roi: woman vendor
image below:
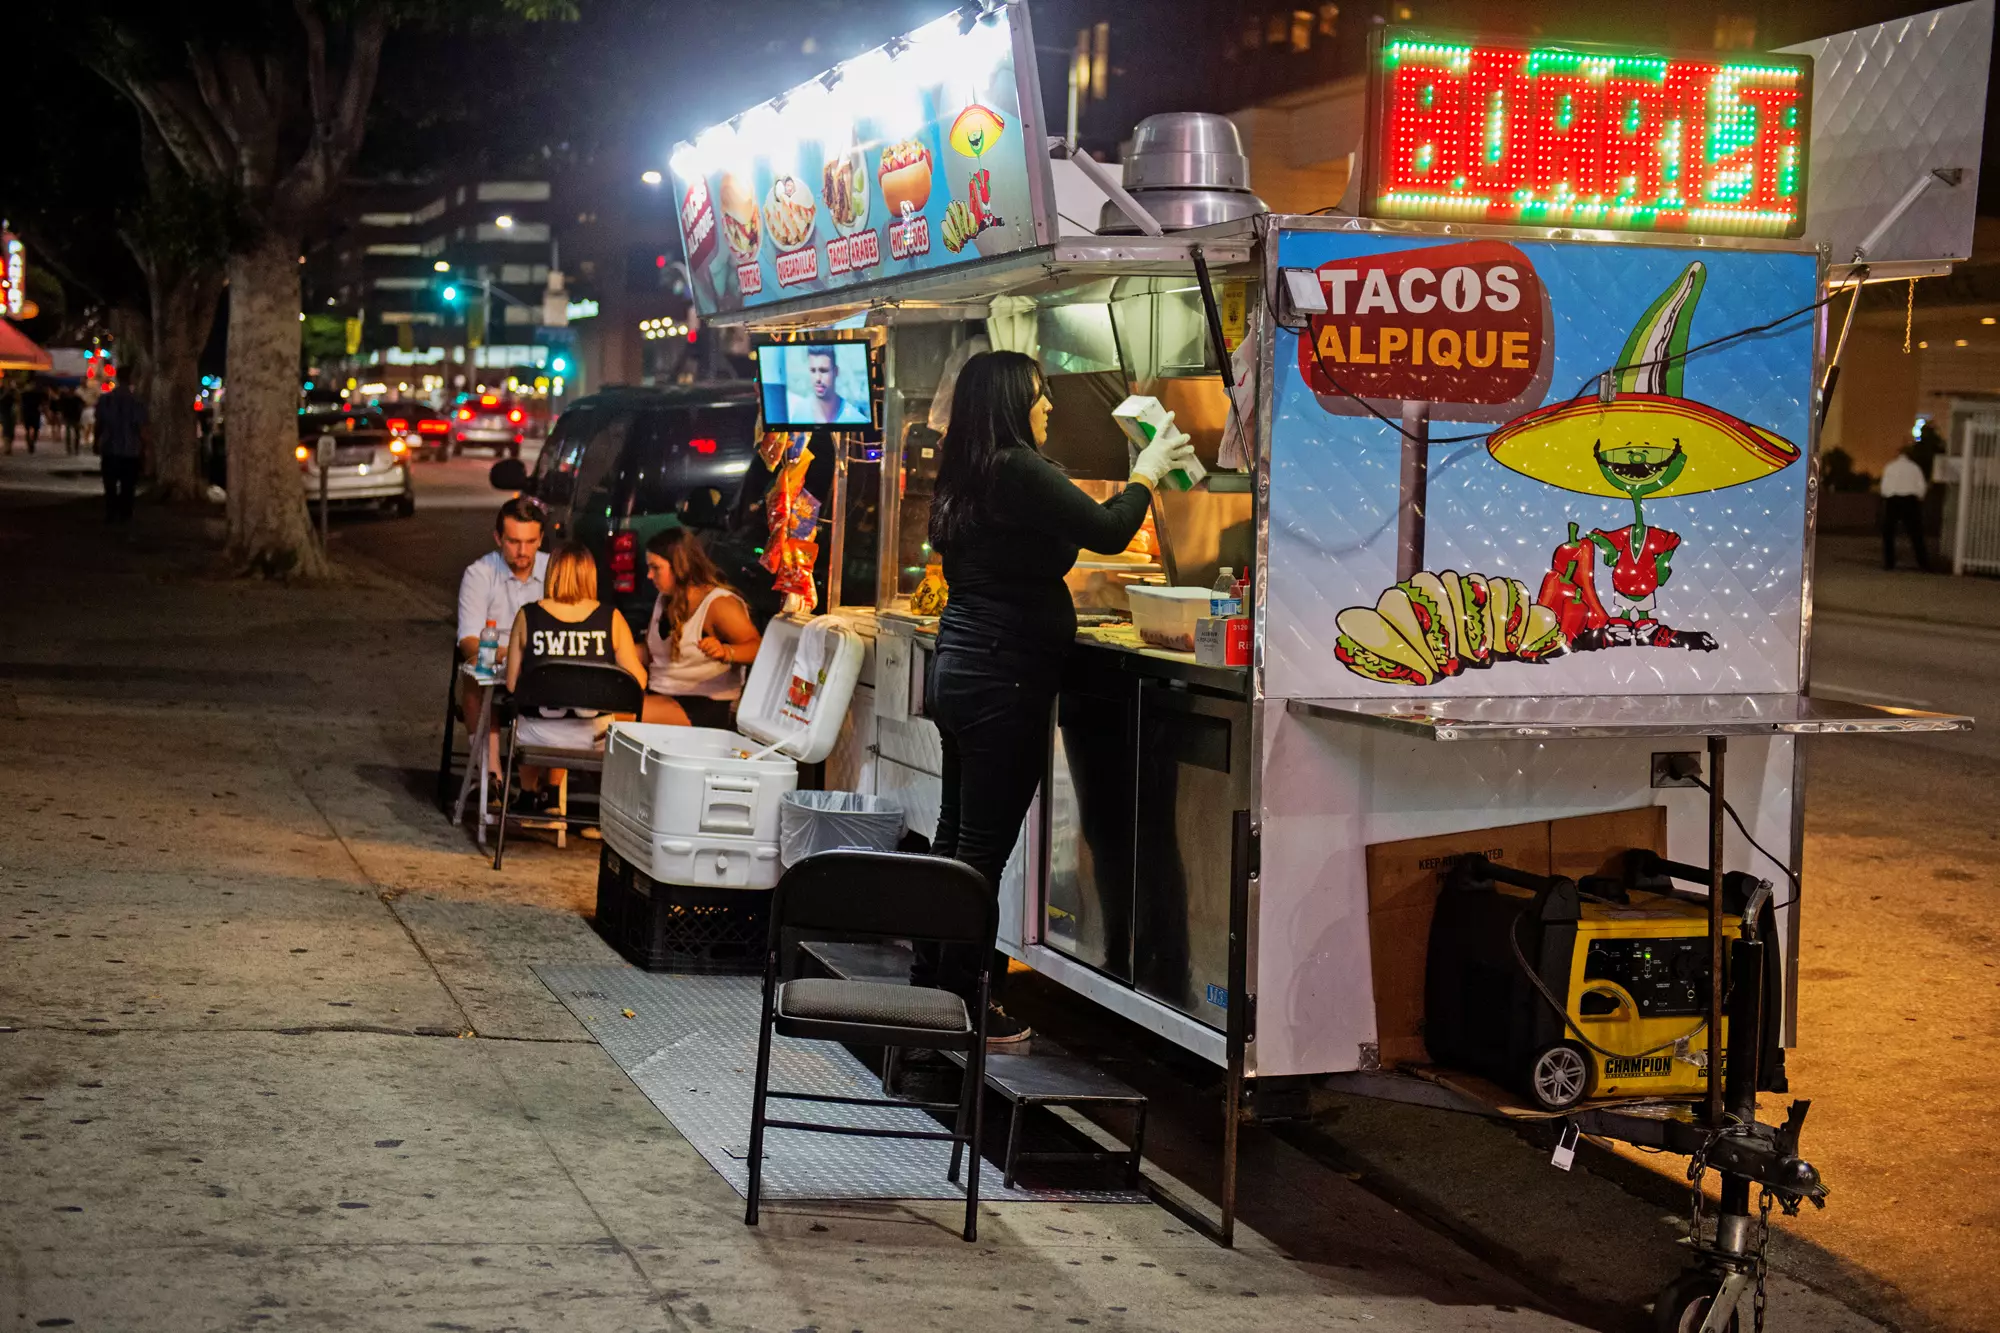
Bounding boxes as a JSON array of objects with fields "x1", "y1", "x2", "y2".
[
  {"x1": 918, "y1": 350, "x2": 1197, "y2": 1045},
  {"x1": 639, "y1": 527, "x2": 762, "y2": 728}
]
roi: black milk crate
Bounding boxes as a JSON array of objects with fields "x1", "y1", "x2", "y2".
[{"x1": 595, "y1": 846, "x2": 769, "y2": 974}]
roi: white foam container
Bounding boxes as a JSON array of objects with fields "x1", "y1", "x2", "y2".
[
  {"x1": 1125, "y1": 585, "x2": 1212, "y2": 651},
  {"x1": 600, "y1": 615, "x2": 864, "y2": 890}
]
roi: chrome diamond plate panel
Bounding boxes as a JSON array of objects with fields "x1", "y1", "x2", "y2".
[
  {"x1": 534, "y1": 965, "x2": 1144, "y2": 1204},
  {"x1": 1780, "y1": 0, "x2": 1991, "y2": 269},
  {"x1": 1267, "y1": 230, "x2": 1816, "y2": 701}
]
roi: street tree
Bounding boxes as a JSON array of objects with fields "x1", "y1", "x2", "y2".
[
  {"x1": 118, "y1": 124, "x2": 233, "y2": 504},
  {"x1": 94, "y1": 0, "x2": 570, "y2": 577}
]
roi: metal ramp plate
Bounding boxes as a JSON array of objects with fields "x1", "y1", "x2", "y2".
[{"x1": 533, "y1": 964, "x2": 1146, "y2": 1204}]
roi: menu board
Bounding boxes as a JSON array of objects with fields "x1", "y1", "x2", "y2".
[{"x1": 670, "y1": 5, "x2": 1048, "y2": 317}]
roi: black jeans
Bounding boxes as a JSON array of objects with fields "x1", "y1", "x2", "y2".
[
  {"x1": 102, "y1": 455, "x2": 142, "y2": 522},
  {"x1": 1881, "y1": 495, "x2": 1928, "y2": 570},
  {"x1": 910, "y1": 640, "x2": 1062, "y2": 1008}
]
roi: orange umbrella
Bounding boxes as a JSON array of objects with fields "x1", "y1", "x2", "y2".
[{"x1": 0, "y1": 318, "x2": 52, "y2": 371}]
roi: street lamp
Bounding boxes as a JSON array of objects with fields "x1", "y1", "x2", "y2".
[
  {"x1": 433, "y1": 260, "x2": 450, "y2": 272},
  {"x1": 640, "y1": 170, "x2": 663, "y2": 186},
  {"x1": 494, "y1": 214, "x2": 515, "y2": 229}
]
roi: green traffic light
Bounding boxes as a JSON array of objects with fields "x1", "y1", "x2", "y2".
[{"x1": 441, "y1": 285, "x2": 458, "y2": 302}]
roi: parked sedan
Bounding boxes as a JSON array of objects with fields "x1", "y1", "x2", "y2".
[
  {"x1": 449, "y1": 392, "x2": 527, "y2": 458},
  {"x1": 297, "y1": 410, "x2": 416, "y2": 517},
  {"x1": 378, "y1": 400, "x2": 453, "y2": 459}
]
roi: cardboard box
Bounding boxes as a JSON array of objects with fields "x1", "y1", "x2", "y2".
[
  {"x1": 1365, "y1": 820, "x2": 1550, "y2": 1068},
  {"x1": 1111, "y1": 394, "x2": 1206, "y2": 491},
  {"x1": 1194, "y1": 617, "x2": 1228, "y2": 665}
]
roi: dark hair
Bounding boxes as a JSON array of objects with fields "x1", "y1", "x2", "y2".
[
  {"x1": 928, "y1": 350, "x2": 1043, "y2": 551},
  {"x1": 805, "y1": 344, "x2": 836, "y2": 362},
  {"x1": 645, "y1": 526, "x2": 737, "y2": 641},
  {"x1": 494, "y1": 495, "x2": 547, "y2": 534}
]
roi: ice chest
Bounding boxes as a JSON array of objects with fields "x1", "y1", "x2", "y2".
[{"x1": 600, "y1": 615, "x2": 865, "y2": 891}]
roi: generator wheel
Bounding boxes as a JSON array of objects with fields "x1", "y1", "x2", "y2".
[
  {"x1": 1652, "y1": 1268, "x2": 1740, "y2": 1333},
  {"x1": 1527, "y1": 1041, "x2": 1590, "y2": 1111}
]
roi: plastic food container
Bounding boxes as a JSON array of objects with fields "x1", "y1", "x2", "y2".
[{"x1": 1125, "y1": 585, "x2": 1213, "y2": 650}]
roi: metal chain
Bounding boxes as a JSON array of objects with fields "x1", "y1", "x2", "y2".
[
  {"x1": 1753, "y1": 1187, "x2": 1774, "y2": 1333},
  {"x1": 1904, "y1": 278, "x2": 1916, "y2": 354}
]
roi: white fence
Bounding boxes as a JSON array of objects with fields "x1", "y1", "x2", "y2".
[{"x1": 1949, "y1": 411, "x2": 2000, "y2": 576}]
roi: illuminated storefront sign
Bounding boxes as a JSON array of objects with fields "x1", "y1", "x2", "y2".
[
  {"x1": 2, "y1": 233, "x2": 24, "y2": 318},
  {"x1": 1363, "y1": 32, "x2": 1810, "y2": 237},
  {"x1": 669, "y1": 2, "x2": 1050, "y2": 316}
]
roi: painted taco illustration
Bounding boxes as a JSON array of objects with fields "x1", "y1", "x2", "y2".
[{"x1": 1486, "y1": 261, "x2": 1800, "y2": 652}]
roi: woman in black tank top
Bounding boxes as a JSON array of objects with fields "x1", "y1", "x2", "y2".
[{"x1": 504, "y1": 544, "x2": 647, "y2": 809}]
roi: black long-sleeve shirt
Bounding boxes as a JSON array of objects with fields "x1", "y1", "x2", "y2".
[{"x1": 936, "y1": 444, "x2": 1150, "y2": 654}]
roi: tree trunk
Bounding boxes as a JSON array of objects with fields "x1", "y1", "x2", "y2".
[
  {"x1": 148, "y1": 264, "x2": 224, "y2": 504},
  {"x1": 225, "y1": 231, "x2": 324, "y2": 578}
]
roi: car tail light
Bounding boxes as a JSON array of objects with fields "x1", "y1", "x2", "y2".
[
  {"x1": 689, "y1": 437, "x2": 717, "y2": 455},
  {"x1": 386, "y1": 418, "x2": 408, "y2": 434},
  {"x1": 456, "y1": 408, "x2": 473, "y2": 420},
  {"x1": 610, "y1": 531, "x2": 638, "y2": 593},
  {"x1": 418, "y1": 419, "x2": 448, "y2": 435},
  {"x1": 508, "y1": 407, "x2": 524, "y2": 424}
]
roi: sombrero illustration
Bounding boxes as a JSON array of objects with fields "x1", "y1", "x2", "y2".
[{"x1": 1485, "y1": 261, "x2": 1800, "y2": 498}]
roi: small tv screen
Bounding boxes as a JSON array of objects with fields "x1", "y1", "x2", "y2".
[{"x1": 755, "y1": 342, "x2": 873, "y2": 429}]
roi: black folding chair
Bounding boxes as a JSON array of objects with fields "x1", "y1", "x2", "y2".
[
  {"x1": 745, "y1": 851, "x2": 995, "y2": 1242},
  {"x1": 492, "y1": 661, "x2": 645, "y2": 871}
]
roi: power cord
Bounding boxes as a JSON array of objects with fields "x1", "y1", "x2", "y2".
[
  {"x1": 1692, "y1": 776, "x2": 1801, "y2": 913},
  {"x1": 1273, "y1": 260, "x2": 1838, "y2": 451}
]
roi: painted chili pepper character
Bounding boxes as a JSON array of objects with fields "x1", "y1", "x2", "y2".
[{"x1": 1536, "y1": 521, "x2": 1610, "y2": 642}]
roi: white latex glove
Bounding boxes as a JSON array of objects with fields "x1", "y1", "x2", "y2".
[{"x1": 1129, "y1": 416, "x2": 1197, "y2": 490}]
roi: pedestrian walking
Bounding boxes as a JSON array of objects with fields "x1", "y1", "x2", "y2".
[
  {"x1": 1880, "y1": 443, "x2": 1930, "y2": 571},
  {"x1": 93, "y1": 374, "x2": 150, "y2": 523},
  {"x1": 58, "y1": 387, "x2": 85, "y2": 454},
  {"x1": 19, "y1": 379, "x2": 46, "y2": 454},
  {"x1": 0, "y1": 383, "x2": 16, "y2": 455}
]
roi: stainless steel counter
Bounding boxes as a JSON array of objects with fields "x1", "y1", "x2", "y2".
[{"x1": 1285, "y1": 693, "x2": 1973, "y2": 741}]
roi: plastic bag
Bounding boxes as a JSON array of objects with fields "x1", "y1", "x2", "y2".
[{"x1": 779, "y1": 790, "x2": 905, "y2": 867}]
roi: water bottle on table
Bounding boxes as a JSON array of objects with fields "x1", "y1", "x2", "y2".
[{"x1": 476, "y1": 619, "x2": 500, "y2": 674}]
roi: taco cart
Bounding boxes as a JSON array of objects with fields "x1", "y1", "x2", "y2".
[{"x1": 667, "y1": 3, "x2": 1983, "y2": 1326}]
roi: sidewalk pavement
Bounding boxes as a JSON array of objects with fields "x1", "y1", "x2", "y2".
[
  {"x1": 0, "y1": 495, "x2": 1596, "y2": 1332},
  {"x1": 1813, "y1": 533, "x2": 2000, "y2": 630}
]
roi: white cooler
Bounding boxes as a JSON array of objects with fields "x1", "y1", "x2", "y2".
[{"x1": 599, "y1": 615, "x2": 866, "y2": 890}]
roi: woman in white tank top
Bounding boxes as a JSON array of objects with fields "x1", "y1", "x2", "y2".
[{"x1": 638, "y1": 528, "x2": 762, "y2": 729}]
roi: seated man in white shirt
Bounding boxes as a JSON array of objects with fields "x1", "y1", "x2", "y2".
[{"x1": 459, "y1": 497, "x2": 552, "y2": 777}]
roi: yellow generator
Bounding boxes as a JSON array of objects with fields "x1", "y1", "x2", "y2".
[{"x1": 1425, "y1": 852, "x2": 1783, "y2": 1111}]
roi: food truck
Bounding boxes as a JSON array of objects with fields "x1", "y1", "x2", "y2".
[{"x1": 665, "y1": 3, "x2": 1984, "y2": 1326}]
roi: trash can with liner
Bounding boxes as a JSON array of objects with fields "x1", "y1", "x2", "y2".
[{"x1": 779, "y1": 790, "x2": 904, "y2": 867}]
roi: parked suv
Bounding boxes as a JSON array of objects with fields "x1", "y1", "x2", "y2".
[{"x1": 489, "y1": 383, "x2": 781, "y2": 632}]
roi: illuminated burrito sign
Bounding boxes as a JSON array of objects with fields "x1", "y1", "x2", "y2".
[{"x1": 1362, "y1": 32, "x2": 1810, "y2": 237}]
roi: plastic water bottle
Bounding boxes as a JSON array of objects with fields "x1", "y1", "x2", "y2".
[
  {"x1": 476, "y1": 619, "x2": 499, "y2": 674},
  {"x1": 1210, "y1": 567, "x2": 1240, "y2": 619}
]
